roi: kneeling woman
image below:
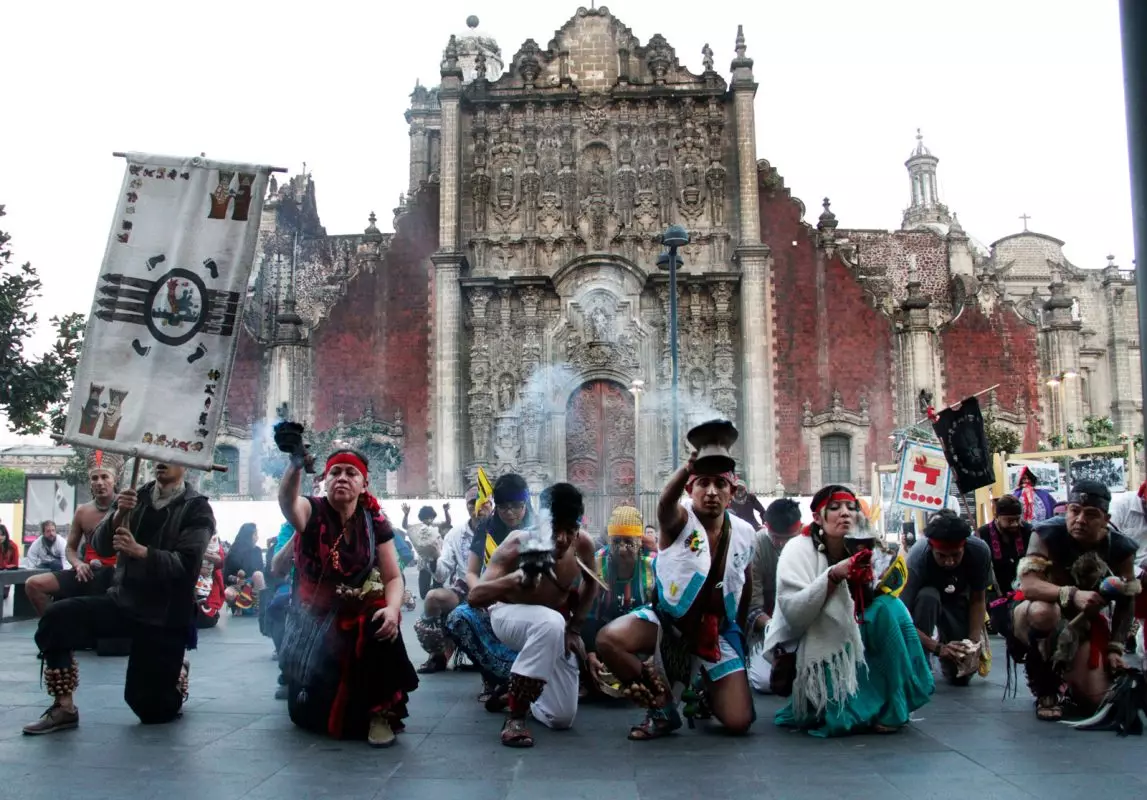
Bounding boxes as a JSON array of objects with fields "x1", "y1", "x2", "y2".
[
  {"x1": 277, "y1": 445, "x2": 418, "y2": 747},
  {"x1": 763, "y1": 485, "x2": 932, "y2": 736}
]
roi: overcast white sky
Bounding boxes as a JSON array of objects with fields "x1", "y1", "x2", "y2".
[{"x1": 0, "y1": 0, "x2": 1132, "y2": 445}]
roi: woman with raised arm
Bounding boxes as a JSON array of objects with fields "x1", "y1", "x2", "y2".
[{"x1": 276, "y1": 428, "x2": 418, "y2": 748}]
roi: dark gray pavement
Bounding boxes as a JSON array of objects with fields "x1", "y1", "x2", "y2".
[{"x1": 0, "y1": 588, "x2": 1143, "y2": 800}]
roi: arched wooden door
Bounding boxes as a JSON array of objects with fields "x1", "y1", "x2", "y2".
[{"x1": 566, "y1": 379, "x2": 635, "y2": 535}]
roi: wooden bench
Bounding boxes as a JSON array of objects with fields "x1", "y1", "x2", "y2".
[{"x1": 0, "y1": 568, "x2": 50, "y2": 622}]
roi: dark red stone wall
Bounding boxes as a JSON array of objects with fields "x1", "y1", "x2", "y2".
[
  {"x1": 760, "y1": 173, "x2": 896, "y2": 494},
  {"x1": 311, "y1": 188, "x2": 439, "y2": 494},
  {"x1": 224, "y1": 328, "x2": 263, "y2": 427},
  {"x1": 941, "y1": 305, "x2": 1043, "y2": 449}
]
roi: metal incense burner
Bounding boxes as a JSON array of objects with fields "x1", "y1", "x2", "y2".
[{"x1": 517, "y1": 535, "x2": 557, "y2": 589}]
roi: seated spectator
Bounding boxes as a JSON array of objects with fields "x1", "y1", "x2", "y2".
[
  {"x1": 223, "y1": 523, "x2": 265, "y2": 615},
  {"x1": 25, "y1": 522, "x2": 67, "y2": 571},
  {"x1": 1, "y1": 525, "x2": 19, "y2": 600}
]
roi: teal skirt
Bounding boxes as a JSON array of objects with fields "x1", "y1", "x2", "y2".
[{"x1": 776, "y1": 594, "x2": 933, "y2": 737}]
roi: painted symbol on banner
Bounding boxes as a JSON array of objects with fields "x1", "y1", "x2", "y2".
[
  {"x1": 95, "y1": 270, "x2": 240, "y2": 348},
  {"x1": 147, "y1": 254, "x2": 166, "y2": 271},
  {"x1": 131, "y1": 339, "x2": 151, "y2": 358},
  {"x1": 187, "y1": 343, "x2": 207, "y2": 364},
  {"x1": 76, "y1": 382, "x2": 131, "y2": 442},
  {"x1": 207, "y1": 169, "x2": 256, "y2": 221},
  {"x1": 894, "y1": 441, "x2": 951, "y2": 512},
  {"x1": 203, "y1": 258, "x2": 218, "y2": 279}
]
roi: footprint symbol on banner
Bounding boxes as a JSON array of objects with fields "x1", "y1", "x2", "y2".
[
  {"x1": 187, "y1": 343, "x2": 207, "y2": 364},
  {"x1": 131, "y1": 339, "x2": 151, "y2": 357}
]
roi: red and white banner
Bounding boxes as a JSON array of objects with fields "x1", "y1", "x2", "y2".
[
  {"x1": 894, "y1": 441, "x2": 952, "y2": 512},
  {"x1": 63, "y1": 153, "x2": 274, "y2": 470}
]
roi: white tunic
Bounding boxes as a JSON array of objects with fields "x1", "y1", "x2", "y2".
[{"x1": 654, "y1": 503, "x2": 756, "y2": 624}]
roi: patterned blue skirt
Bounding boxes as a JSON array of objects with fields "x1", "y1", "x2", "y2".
[{"x1": 445, "y1": 603, "x2": 517, "y2": 684}]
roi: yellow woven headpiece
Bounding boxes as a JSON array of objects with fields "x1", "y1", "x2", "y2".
[{"x1": 607, "y1": 505, "x2": 643, "y2": 538}]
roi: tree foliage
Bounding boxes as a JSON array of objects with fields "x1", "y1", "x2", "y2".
[
  {"x1": 0, "y1": 205, "x2": 86, "y2": 435},
  {"x1": 0, "y1": 467, "x2": 25, "y2": 503},
  {"x1": 983, "y1": 410, "x2": 1022, "y2": 455}
]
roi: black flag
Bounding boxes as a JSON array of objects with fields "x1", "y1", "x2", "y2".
[{"x1": 932, "y1": 396, "x2": 995, "y2": 493}]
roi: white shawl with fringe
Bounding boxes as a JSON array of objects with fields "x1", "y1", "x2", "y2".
[{"x1": 761, "y1": 535, "x2": 865, "y2": 716}]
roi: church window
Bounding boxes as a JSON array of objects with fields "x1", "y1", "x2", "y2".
[
  {"x1": 820, "y1": 434, "x2": 851, "y2": 485},
  {"x1": 215, "y1": 446, "x2": 240, "y2": 495}
]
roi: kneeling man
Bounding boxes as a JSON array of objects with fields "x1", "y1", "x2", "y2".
[{"x1": 468, "y1": 482, "x2": 597, "y2": 747}]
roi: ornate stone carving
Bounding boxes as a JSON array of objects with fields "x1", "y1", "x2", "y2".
[
  {"x1": 646, "y1": 34, "x2": 673, "y2": 84},
  {"x1": 518, "y1": 39, "x2": 542, "y2": 88},
  {"x1": 679, "y1": 159, "x2": 705, "y2": 220},
  {"x1": 466, "y1": 287, "x2": 495, "y2": 459},
  {"x1": 497, "y1": 372, "x2": 516, "y2": 412},
  {"x1": 471, "y1": 171, "x2": 490, "y2": 232},
  {"x1": 521, "y1": 170, "x2": 540, "y2": 232},
  {"x1": 580, "y1": 150, "x2": 613, "y2": 251},
  {"x1": 496, "y1": 166, "x2": 515, "y2": 212},
  {"x1": 705, "y1": 162, "x2": 726, "y2": 226},
  {"x1": 582, "y1": 92, "x2": 610, "y2": 136},
  {"x1": 494, "y1": 414, "x2": 521, "y2": 468},
  {"x1": 702, "y1": 43, "x2": 714, "y2": 72},
  {"x1": 802, "y1": 390, "x2": 871, "y2": 430}
]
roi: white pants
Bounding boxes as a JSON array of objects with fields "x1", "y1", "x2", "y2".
[
  {"x1": 490, "y1": 603, "x2": 579, "y2": 730},
  {"x1": 748, "y1": 645, "x2": 773, "y2": 694}
]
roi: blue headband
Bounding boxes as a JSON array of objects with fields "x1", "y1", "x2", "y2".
[{"x1": 495, "y1": 488, "x2": 530, "y2": 504}]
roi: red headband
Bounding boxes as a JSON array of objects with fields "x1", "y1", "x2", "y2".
[
  {"x1": 325, "y1": 452, "x2": 368, "y2": 481},
  {"x1": 686, "y1": 471, "x2": 736, "y2": 492},
  {"x1": 928, "y1": 537, "x2": 966, "y2": 553},
  {"x1": 813, "y1": 491, "x2": 857, "y2": 514}
]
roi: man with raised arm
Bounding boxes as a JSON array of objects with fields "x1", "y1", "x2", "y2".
[{"x1": 595, "y1": 453, "x2": 756, "y2": 740}]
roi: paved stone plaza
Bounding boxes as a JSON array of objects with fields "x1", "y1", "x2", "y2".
[{"x1": 1, "y1": 588, "x2": 1143, "y2": 800}]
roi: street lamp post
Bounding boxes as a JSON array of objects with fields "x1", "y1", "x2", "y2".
[
  {"x1": 657, "y1": 224, "x2": 690, "y2": 469},
  {"x1": 629, "y1": 378, "x2": 645, "y2": 511}
]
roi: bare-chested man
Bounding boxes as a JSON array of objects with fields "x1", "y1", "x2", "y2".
[
  {"x1": 468, "y1": 482, "x2": 598, "y2": 747},
  {"x1": 25, "y1": 451, "x2": 124, "y2": 616}
]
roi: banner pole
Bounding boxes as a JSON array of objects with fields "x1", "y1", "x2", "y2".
[
  {"x1": 110, "y1": 151, "x2": 289, "y2": 173},
  {"x1": 912, "y1": 383, "x2": 1000, "y2": 428}
]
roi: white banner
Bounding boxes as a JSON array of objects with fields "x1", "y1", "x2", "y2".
[
  {"x1": 893, "y1": 441, "x2": 952, "y2": 512},
  {"x1": 63, "y1": 153, "x2": 274, "y2": 470}
]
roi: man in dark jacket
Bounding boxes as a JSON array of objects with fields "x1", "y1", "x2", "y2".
[{"x1": 22, "y1": 461, "x2": 214, "y2": 735}]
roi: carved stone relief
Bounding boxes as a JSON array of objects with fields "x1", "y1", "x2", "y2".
[{"x1": 461, "y1": 89, "x2": 734, "y2": 276}]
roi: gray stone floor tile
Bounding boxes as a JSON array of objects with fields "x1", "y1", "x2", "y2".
[
  {"x1": 380, "y1": 778, "x2": 511, "y2": 800},
  {"x1": 0, "y1": 582, "x2": 1141, "y2": 797}
]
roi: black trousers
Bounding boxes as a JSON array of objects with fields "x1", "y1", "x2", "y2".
[
  {"x1": 36, "y1": 595, "x2": 187, "y2": 724},
  {"x1": 910, "y1": 586, "x2": 971, "y2": 684}
]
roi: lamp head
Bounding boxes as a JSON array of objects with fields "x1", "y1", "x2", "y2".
[
  {"x1": 656, "y1": 250, "x2": 684, "y2": 271},
  {"x1": 661, "y1": 224, "x2": 690, "y2": 248}
]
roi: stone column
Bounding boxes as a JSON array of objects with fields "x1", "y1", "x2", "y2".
[
  {"x1": 1041, "y1": 269, "x2": 1083, "y2": 442},
  {"x1": 430, "y1": 37, "x2": 466, "y2": 495},
  {"x1": 438, "y1": 37, "x2": 463, "y2": 251},
  {"x1": 408, "y1": 119, "x2": 429, "y2": 192},
  {"x1": 730, "y1": 26, "x2": 776, "y2": 491},
  {"x1": 1103, "y1": 262, "x2": 1140, "y2": 437},
  {"x1": 896, "y1": 270, "x2": 939, "y2": 427}
]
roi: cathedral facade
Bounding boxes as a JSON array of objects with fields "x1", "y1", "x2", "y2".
[{"x1": 219, "y1": 7, "x2": 1141, "y2": 509}]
